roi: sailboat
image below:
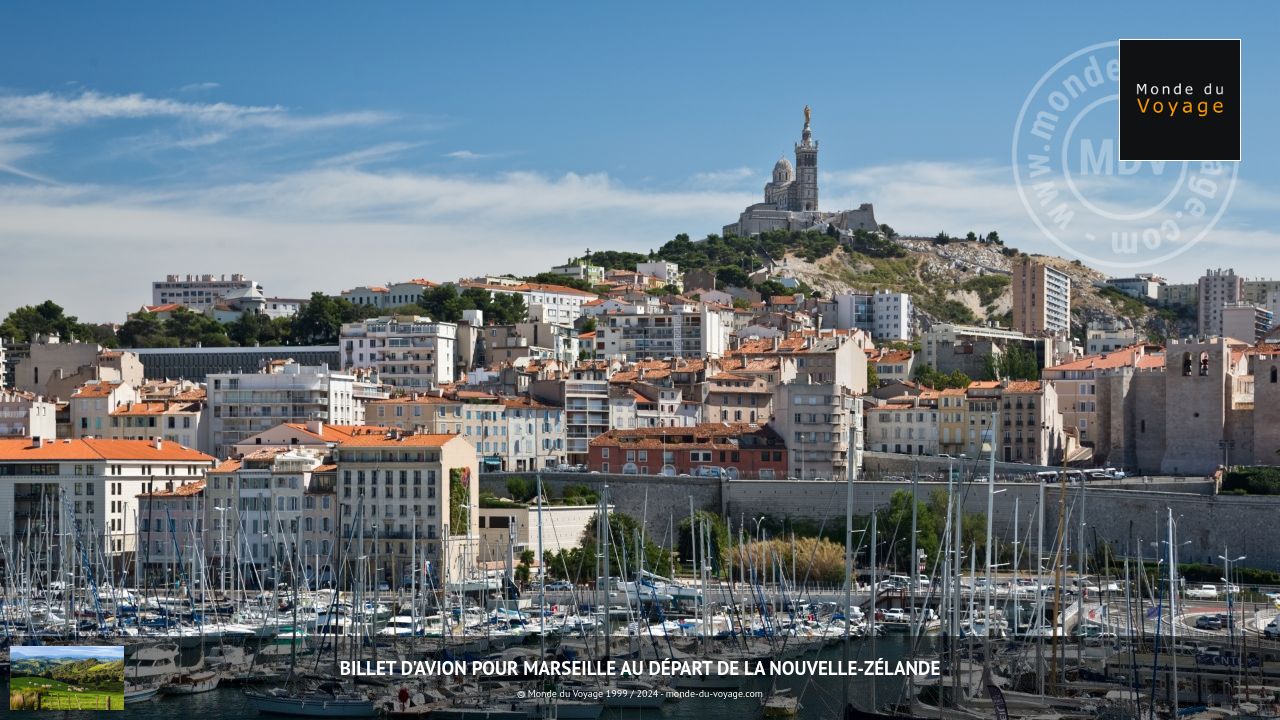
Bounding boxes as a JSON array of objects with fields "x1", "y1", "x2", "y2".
[{"x1": 245, "y1": 683, "x2": 379, "y2": 718}]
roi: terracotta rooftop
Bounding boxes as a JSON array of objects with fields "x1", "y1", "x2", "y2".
[
  {"x1": 138, "y1": 479, "x2": 206, "y2": 498},
  {"x1": 0, "y1": 438, "x2": 213, "y2": 462},
  {"x1": 72, "y1": 382, "x2": 122, "y2": 399},
  {"x1": 279, "y1": 423, "x2": 398, "y2": 443},
  {"x1": 1045, "y1": 344, "x2": 1166, "y2": 373},
  {"x1": 337, "y1": 432, "x2": 458, "y2": 448}
]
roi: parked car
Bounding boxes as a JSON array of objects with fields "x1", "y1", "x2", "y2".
[
  {"x1": 1264, "y1": 618, "x2": 1279, "y2": 639},
  {"x1": 1195, "y1": 615, "x2": 1223, "y2": 630},
  {"x1": 1186, "y1": 584, "x2": 1220, "y2": 599},
  {"x1": 544, "y1": 580, "x2": 573, "y2": 591},
  {"x1": 881, "y1": 608, "x2": 907, "y2": 622}
]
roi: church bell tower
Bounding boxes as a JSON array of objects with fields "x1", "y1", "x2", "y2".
[{"x1": 793, "y1": 105, "x2": 818, "y2": 212}]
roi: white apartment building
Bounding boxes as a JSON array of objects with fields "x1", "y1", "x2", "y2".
[
  {"x1": 530, "y1": 365, "x2": 611, "y2": 464},
  {"x1": 339, "y1": 279, "x2": 438, "y2": 309},
  {"x1": 204, "y1": 448, "x2": 327, "y2": 585},
  {"x1": 871, "y1": 290, "x2": 913, "y2": 341},
  {"x1": 208, "y1": 362, "x2": 362, "y2": 458},
  {"x1": 0, "y1": 389, "x2": 56, "y2": 439},
  {"x1": 635, "y1": 261, "x2": 681, "y2": 287},
  {"x1": 867, "y1": 397, "x2": 940, "y2": 456},
  {"x1": 1086, "y1": 322, "x2": 1138, "y2": 355},
  {"x1": 366, "y1": 393, "x2": 567, "y2": 472},
  {"x1": 595, "y1": 303, "x2": 730, "y2": 361},
  {"x1": 340, "y1": 316, "x2": 457, "y2": 389},
  {"x1": 152, "y1": 274, "x2": 259, "y2": 311},
  {"x1": 0, "y1": 437, "x2": 214, "y2": 572}
]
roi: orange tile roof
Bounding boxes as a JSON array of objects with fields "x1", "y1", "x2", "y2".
[
  {"x1": 110, "y1": 401, "x2": 200, "y2": 416},
  {"x1": 1004, "y1": 380, "x2": 1043, "y2": 393},
  {"x1": 337, "y1": 432, "x2": 458, "y2": 448},
  {"x1": 142, "y1": 303, "x2": 183, "y2": 313},
  {"x1": 72, "y1": 382, "x2": 122, "y2": 399},
  {"x1": 209, "y1": 458, "x2": 243, "y2": 473},
  {"x1": 139, "y1": 479, "x2": 206, "y2": 498},
  {"x1": 280, "y1": 423, "x2": 397, "y2": 442},
  {"x1": 0, "y1": 438, "x2": 213, "y2": 462},
  {"x1": 875, "y1": 350, "x2": 913, "y2": 364},
  {"x1": 1045, "y1": 344, "x2": 1165, "y2": 373}
]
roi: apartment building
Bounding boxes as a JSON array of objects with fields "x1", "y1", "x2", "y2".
[
  {"x1": 1221, "y1": 302, "x2": 1273, "y2": 343},
  {"x1": 340, "y1": 315, "x2": 457, "y2": 389},
  {"x1": 152, "y1": 273, "x2": 258, "y2": 311},
  {"x1": 867, "y1": 393, "x2": 940, "y2": 456},
  {"x1": 203, "y1": 448, "x2": 328, "y2": 588},
  {"x1": 135, "y1": 479, "x2": 206, "y2": 583},
  {"x1": 334, "y1": 431, "x2": 478, "y2": 588},
  {"x1": 1012, "y1": 257, "x2": 1071, "y2": 336},
  {"x1": 16, "y1": 341, "x2": 144, "y2": 400},
  {"x1": 458, "y1": 321, "x2": 579, "y2": 370},
  {"x1": 366, "y1": 392, "x2": 567, "y2": 471},
  {"x1": 595, "y1": 302, "x2": 730, "y2": 361},
  {"x1": 997, "y1": 380, "x2": 1063, "y2": 465},
  {"x1": 770, "y1": 380, "x2": 862, "y2": 481},
  {"x1": 208, "y1": 362, "x2": 364, "y2": 458},
  {"x1": 1198, "y1": 268, "x2": 1244, "y2": 337},
  {"x1": 733, "y1": 331, "x2": 870, "y2": 394},
  {"x1": 339, "y1": 279, "x2": 438, "y2": 309},
  {"x1": 0, "y1": 437, "x2": 214, "y2": 573},
  {"x1": 530, "y1": 364, "x2": 612, "y2": 465},
  {"x1": 0, "y1": 388, "x2": 56, "y2": 439},
  {"x1": 703, "y1": 372, "x2": 773, "y2": 424},
  {"x1": 587, "y1": 423, "x2": 787, "y2": 479}
]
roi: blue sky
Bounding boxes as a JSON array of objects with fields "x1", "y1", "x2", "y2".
[
  {"x1": 11, "y1": 645, "x2": 124, "y2": 661},
  {"x1": 0, "y1": 2, "x2": 1276, "y2": 321}
]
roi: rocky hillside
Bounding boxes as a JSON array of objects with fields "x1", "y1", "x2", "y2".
[{"x1": 771, "y1": 235, "x2": 1194, "y2": 341}]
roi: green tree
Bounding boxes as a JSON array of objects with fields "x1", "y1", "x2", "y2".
[
  {"x1": 980, "y1": 344, "x2": 1040, "y2": 381},
  {"x1": 291, "y1": 292, "x2": 349, "y2": 344},
  {"x1": 875, "y1": 490, "x2": 942, "y2": 572},
  {"x1": 0, "y1": 300, "x2": 97, "y2": 343},
  {"x1": 505, "y1": 476, "x2": 536, "y2": 502},
  {"x1": 867, "y1": 363, "x2": 880, "y2": 389},
  {"x1": 678, "y1": 511, "x2": 730, "y2": 576},
  {"x1": 162, "y1": 308, "x2": 229, "y2": 346}
]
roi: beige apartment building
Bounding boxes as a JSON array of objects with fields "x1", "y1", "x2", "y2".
[{"x1": 1012, "y1": 257, "x2": 1071, "y2": 337}]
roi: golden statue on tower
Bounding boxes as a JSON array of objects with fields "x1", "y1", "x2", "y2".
[{"x1": 804, "y1": 105, "x2": 811, "y2": 125}]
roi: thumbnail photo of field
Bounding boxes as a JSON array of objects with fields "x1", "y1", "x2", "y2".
[{"x1": 9, "y1": 646, "x2": 124, "y2": 711}]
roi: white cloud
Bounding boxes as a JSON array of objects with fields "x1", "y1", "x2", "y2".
[
  {"x1": 442, "y1": 149, "x2": 515, "y2": 161},
  {"x1": 179, "y1": 82, "x2": 221, "y2": 92},
  {"x1": 688, "y1": 167, "x2": 758, "y2": 190},
  {"x1": 319, "y1": 142, "x2": 424, "y2": 168},
  {"x1": 0, "y1": 90, "x2": 393, "y2": 133}
]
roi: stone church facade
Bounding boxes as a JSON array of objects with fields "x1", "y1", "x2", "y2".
[{"x1": 724, "y1": 106, "x2": 879, "y2": 238}]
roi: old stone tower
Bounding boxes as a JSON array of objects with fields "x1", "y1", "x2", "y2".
[{"x1": 762, "y1": 106, "x2": 819, "y2": 213}]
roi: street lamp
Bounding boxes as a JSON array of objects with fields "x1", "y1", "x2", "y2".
[
  {"x1": 213, "y1": 506, "x2": 229, "y2": 598},
  {"x1": 1217, "y1": 552, "x2": 1246, "y2": 646}
]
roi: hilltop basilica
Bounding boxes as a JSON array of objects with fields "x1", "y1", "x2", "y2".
[{"x1": 723, "y1": 106, "x2": 880, "y2": 238}]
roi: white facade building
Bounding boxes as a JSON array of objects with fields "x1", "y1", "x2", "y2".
[
  {"x1": 152, "y1": 274, "x2": 259, "y2": 311},
  {"x1": 340, "y1": 316, "x2": 458, "y2": 389},
  {"x1": 0, "y1": 389, "x2": 56, "y2": 439},
  {"x1": 208, "y1": 362, "x2": 362, "y2": 458},
  {"x1": 595, "y1": 303, "x2": 730, "y2": 361},
  {"x1": 871, "y1": 290, "x2": 913, "y2": 341},
  {"x1": 0, "y1": 437, "x2": 214, "y2": 569}
]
